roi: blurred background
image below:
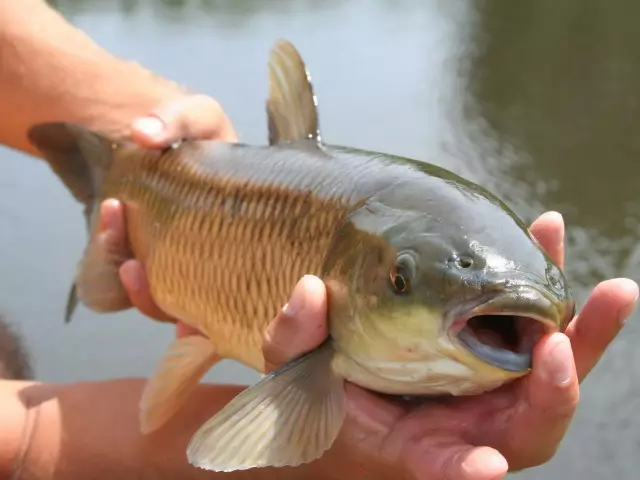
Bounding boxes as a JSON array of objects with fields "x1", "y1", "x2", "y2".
[{"x1": 1, "y1": 0, "x2": 639, "y2": 477}]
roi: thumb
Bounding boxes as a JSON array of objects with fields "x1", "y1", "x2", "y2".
[
  {"x1": 500, "y1": 332, "x2": 578, "y2": 470},
  {"x1": 131, "y1": 94, "x2": 237, "y2": 147},
  {"x1": 403, "y1": 438, "x2": 507, "y2": 480},
  {"x1": 262, "y1": 275, "x2": 329, "y2": 372}
]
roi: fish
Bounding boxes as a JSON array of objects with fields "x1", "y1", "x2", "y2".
[{"x1": 26, "y1": 39, "x2": 575, "y2": 473}]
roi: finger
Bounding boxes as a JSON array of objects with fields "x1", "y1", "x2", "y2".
[
  {"x1": 565, "y1": 278, "x2": 638, "y2": 382},
  {"x1": 500, "y1": 333, "x2": 578, "y2": 470},
  {"x1": 528, "y1": 211, "x2": 564, "y2": 268},
  {"x1": 98, "y1": 199, "x2": 126, "y2": 240},
  {"x1": 97, "y1": 199, "x2": 134, "y2": 283},
  {"x1": 441, "y1": 446, "x2": 508, "y2": 480},
  {"x1": 119, "y1": 259, "x2": 176, "y2": 324},
  {"x1": 100, "y1": 199, "x2": 176, "y2": 324},
  {"x1": 405, "y1": 441, "x2": 507, "y2": 480},
  {"x1": 131, "y1": 94, "x2": 237, "y2": 147},
  {"x1": 262, "y1": 275, "x2": 328, "y2": 372},
  {"x1": 97, "y1": 199, "x2": 133, "y2": 264}
]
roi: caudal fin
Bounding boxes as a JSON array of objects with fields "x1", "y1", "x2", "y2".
[
  {"x1": 28, "y1": 122, "x2": 115, "y2": 226},
  {"x1": 27, "y1": 122, "x2": 130, "y2": 322}
]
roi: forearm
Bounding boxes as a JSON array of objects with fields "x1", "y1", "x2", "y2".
[
  {"x1": 0, "y1": 0, "x2": 184, "y2": 156},
  {"x1": 1, "y1": 378, "x2": 334, "y2": 480}
]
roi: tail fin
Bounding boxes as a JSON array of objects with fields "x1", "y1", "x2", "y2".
[
  {"x1": 27, "y1": 122, "x2": 115, "y2": 229},
  {"x1": 27, "y1": 122, "x2": 119, "y2": 322}
]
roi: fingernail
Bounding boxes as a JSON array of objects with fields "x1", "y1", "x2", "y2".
[
  {"x1": 132, "y1": 116, "x2": 165, "y2": 140},
  {"x1": 545, "y1": 211, "x2": 563, "y2": 225},
  {"x1": 619, "y1": 292, "x2": 639, "y2": 326},
  {"x1": 547, "y1": 333, "x2": 573, "y2": 386},
  {"x1": 98, "y1": 199, "x2": 119, "y2": 232},
  {"x1": 282, "y1": 277, "x2": 308, "y2": 318}
]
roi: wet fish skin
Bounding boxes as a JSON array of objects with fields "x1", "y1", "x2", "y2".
[{"x1": 26, "y1": 39, "x2": 574, "y2": 473}]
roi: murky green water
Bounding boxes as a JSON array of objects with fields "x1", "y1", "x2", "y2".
[{"x1": 1, "y1": 0, "x2": 638, "y2": 477}]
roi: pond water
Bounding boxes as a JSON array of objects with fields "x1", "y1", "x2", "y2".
[{"x1": 1, "y1": 0, "x2": 639, "y2": 477}]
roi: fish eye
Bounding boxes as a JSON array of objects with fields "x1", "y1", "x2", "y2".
[
  {"x1": 389, "y1": 252, "x2": 416, "y2": 296},
  {"x1": 391, "y1": 272, "x2": 408, "y2": 294}
]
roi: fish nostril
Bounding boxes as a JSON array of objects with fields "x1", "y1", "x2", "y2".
[{"x1": 457, "y1": 256, "x2": 474, "y2": 269}]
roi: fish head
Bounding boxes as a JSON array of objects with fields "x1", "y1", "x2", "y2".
[{"x1": 323, "y1": 173, "x2": 575, "y2": 396}]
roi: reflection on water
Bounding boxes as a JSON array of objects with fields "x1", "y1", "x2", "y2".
[
  {"x1": 462, "y1": 2, "x2": 640, "y2": 478},
  {"x1": 3, "y1": 1, "x2": 639, "y2": 478},
  {"x1": 467, "y1": 0, "x2": 640, "y2": 298},
  {"x1": 48, "y1": 0, "x2": 415, "y2": 26}
]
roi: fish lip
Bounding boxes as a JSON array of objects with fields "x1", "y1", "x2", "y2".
[{"x1": 447, "y1": 289, "x2": 564, "y2": 373}]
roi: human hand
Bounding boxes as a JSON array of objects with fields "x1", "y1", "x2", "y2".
[
  {"x1": 94, "y1": 94, "x2": 236, "y2": 324},
  {"x1": 92, "y1": 208, "x2": 637, "y2": 478},
  {"x1": 260, "y1": 211, "x2": 639, "y2": 480}
]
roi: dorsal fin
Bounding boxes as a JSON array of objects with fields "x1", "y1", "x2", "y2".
[{"x1": 266, "y1": 39, "x2": 322, "y2": 146}]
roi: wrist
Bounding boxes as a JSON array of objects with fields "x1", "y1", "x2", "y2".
[
  {"x1": 0, "y1": 380, "x2": 50, "y2": 479},
  {"x1": 70, "y1": 57, "x2": 188, "y2": 141},
  {"x1": 0, "y1": 0, "x2": 187, "y2": 155}
]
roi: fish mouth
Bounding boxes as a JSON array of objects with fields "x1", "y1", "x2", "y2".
[{"x1": 451, "y1": 290, "x2": 573, "y2": 373}]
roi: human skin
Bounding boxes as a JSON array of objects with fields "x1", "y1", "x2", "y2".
[
  {"x1": 0, "y1": 0, "x2": 637, "y2": 479},
  {"x1": 120, "y1": 212, "x2": 640, "y2": 480},
  {"x1": 0, "y1": 0, "x2": 236, "y2": 156},
  {"x1": 2, "y1": 213, "x2": 636, "y2": 480}
]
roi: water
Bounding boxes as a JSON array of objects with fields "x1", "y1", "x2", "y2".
[{"x1": 1, "y1": 0, "x2": 638, "y2": 477}]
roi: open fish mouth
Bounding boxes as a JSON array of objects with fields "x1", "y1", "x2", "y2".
[
  {"x1": 452, "y1": 291, "x2": 571, "y2": 372},
  {"x1": 457, "y1": 313, "x2": 547, "y2": 372}
]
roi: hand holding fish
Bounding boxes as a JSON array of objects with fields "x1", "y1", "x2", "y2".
[
  {"x1": 257, "y1": 212, "x2": 638, "y2": 480},
  {"x1": 94, "y1": 139, "x2": 636, "y2": 479},
  {"x1": 129, "y1": 94, "x2": 237, "y2": 148},
  {"x1": 114, "y1": 210, "x2": 635, "y2": 479},
  {"x1": 2, "y1": 217, "x2": 632, "y2": 480},
  {"x1": 55, "y1": 41, "x2": 637, "y2": 480},
  {"x1": 0, "y1": 0, "x2": 636, "y2": 475}
]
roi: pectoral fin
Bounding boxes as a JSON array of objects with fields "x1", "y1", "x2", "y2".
[
  {"x1": 140, "y1": 335, "x2": 220, "y2": 434},
  {"x1": 186, "y1": 340, "x2": 345, "y2": 472}
]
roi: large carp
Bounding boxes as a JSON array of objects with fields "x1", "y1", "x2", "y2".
[{"x1": 27, "y1": 39, "x2": 574, "y2": 473}]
